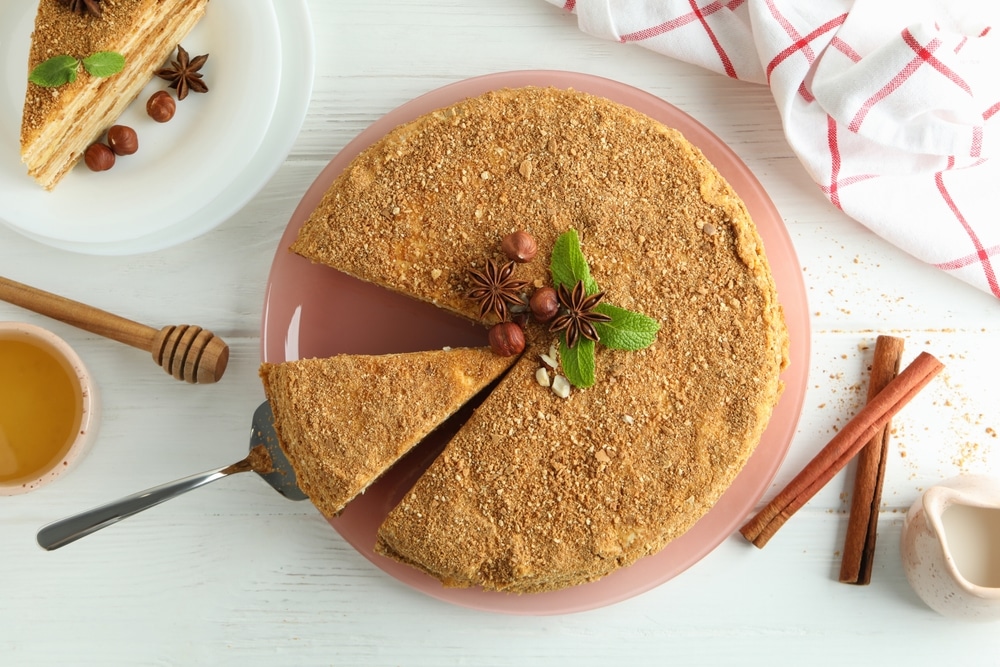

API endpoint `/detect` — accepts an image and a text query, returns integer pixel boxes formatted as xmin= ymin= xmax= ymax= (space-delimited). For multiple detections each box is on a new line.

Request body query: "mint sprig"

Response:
xmin=593 ymin=303 xmax=660 ymax=350
xmin=560 ymin=338 xmax=596 ymax=388
xmin=550 ymin=229 xmax=598 ymax=295
xmin=29 ymin=51 xmax=125 ymax=88
xmin=29 ymin=55 xmax=79 ymax=87
xmin=549 ymin=229 xmax=660 ymax=388
xmin=82 ymin=51 xmax=126 ymax=78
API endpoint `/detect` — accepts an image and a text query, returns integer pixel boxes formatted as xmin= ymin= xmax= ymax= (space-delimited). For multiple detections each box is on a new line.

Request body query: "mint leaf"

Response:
xmin=550 ymin=229 xmax=599 ymax=295
xmin=29 ymin=55 xmax=79 ymax=87
xmin=560 ymin=337 xmax=595 ymax=388
xmin=82 ymin=51 xmax=125 ymax=78
xmin=547 ymin=227 xmax=659 ymax=386
xmin=594 ymin=304 xmax=660 ymax=350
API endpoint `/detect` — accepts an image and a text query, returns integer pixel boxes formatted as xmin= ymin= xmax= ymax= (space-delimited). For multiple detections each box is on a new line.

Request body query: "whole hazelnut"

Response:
xmin=501 ymin=231 xmax=538 ymax=263
xmin=146 ymin=90 xmax=176 ymax=122
xmin=84 ymin=143 xmax=115 ymax=172
xmin=488 ymin=322 xmax=526 ymax=357
xmin=107 ymin=125 xmax=138 ymax=156
xmin=529 ymin=286 xmax=560 ymax=323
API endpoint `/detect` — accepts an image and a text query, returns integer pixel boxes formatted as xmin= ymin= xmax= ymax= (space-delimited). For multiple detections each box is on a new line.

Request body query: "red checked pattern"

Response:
xmin=549 ymin=0 xmax=1000 ymax=299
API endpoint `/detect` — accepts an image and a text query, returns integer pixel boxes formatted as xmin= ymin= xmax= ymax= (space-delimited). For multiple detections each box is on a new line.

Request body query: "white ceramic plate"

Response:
xmin=0 ymin=0 xmax=312 ymax=254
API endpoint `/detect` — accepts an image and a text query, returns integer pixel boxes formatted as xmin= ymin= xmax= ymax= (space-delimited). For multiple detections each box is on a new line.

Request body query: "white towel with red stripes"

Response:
xmin=546 ymin=0 xmax=1000 ymax=298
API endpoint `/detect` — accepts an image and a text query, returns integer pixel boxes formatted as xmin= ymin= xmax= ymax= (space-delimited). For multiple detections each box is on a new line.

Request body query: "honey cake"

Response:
xmin=259 ymin=348 xmax=516 ymax=518
xmin=292 ymin=86 xmax=789 ymax=592
xmin=20 ymin=0 xmax=208 ymax=189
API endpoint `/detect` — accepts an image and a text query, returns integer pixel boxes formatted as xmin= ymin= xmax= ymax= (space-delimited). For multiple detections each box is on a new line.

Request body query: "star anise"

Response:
xmin=61 ymin=0 xmax=102 ymax=18
xmin=468 ymin=259 xmax=528 ymax=322
xmin=155 ymin=45 xmax=209 ymax=100
xmin=549 ymin=281 xmax=612 ymax=348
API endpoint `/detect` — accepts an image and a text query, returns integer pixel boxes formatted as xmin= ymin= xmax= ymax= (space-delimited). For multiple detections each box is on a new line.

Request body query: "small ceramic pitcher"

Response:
xmin=901 ymin=475 xmax=1000 ymax=621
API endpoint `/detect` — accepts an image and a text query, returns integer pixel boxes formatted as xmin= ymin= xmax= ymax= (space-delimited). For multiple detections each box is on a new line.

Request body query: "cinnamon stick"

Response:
xmin=740 ymin=351 xmax=943 ymax=548
xmin=839 ymin=335 xmax=904 ymax=584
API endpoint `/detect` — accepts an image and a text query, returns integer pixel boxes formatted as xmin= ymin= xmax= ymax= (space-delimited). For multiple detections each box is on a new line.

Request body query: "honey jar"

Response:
xmin=0 ymin=322 xmax=98 ymax=495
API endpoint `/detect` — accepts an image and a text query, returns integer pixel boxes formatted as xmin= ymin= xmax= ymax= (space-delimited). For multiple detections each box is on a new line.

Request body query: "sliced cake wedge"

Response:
xmin=259 ymin=347 xmax=516 ymax=518
xmin=20 ymin=0 xmax=209 ymax=189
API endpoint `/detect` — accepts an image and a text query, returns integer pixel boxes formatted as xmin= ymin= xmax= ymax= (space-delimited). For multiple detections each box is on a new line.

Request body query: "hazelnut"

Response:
xmin=488 ymin=322 xmax=525 ymax=357
xmin=501 ymin=231 xmax=538 ymax=263
xmin=146 ymin=90 xmax=176 ymax=122
xmin=529 ymin=286 xmax=559 ymax=323
xmin=107 ymin=125 xmax=138 ymax=156
xmin=84 ymin=143 xmax=115 ymax=171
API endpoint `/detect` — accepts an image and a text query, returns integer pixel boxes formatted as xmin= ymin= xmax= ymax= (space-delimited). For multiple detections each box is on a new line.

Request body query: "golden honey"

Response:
xmin=0 ymin=335 xmax=82 ymax=486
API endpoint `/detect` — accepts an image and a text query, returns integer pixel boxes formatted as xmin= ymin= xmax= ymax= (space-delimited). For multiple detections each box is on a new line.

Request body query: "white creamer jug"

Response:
xmin=901 ymin=475 xmax=1000 ymax=621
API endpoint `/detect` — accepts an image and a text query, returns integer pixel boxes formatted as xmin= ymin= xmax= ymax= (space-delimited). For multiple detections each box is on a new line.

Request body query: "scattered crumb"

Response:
xmin=248 ymin=444 xmax=273 ymax=474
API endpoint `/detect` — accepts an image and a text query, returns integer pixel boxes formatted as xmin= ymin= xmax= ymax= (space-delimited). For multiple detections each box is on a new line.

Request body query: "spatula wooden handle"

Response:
xmin=0 ymin=276 xmax=228 ymax=383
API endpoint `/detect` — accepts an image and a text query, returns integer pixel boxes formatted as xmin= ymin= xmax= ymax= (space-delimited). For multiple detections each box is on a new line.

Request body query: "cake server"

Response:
xmin=36 ymin=401 xmax=307 ymax=551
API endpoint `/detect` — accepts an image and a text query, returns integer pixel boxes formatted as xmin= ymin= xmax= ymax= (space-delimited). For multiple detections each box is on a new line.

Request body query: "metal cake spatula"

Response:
xmin=36 ymin=401 xmax=307 ymax=551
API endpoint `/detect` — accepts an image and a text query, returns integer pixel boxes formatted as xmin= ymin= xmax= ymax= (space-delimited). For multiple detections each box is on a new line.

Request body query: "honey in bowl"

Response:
xmin=0 ymin=324 xmax=96 ymax=494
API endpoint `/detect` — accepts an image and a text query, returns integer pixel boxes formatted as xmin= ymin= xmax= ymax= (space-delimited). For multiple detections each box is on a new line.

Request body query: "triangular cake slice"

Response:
xmin=259 ymin=347 xmax=516 ymax=518
xmin=20 ymin=0 xmax=209 ymax=189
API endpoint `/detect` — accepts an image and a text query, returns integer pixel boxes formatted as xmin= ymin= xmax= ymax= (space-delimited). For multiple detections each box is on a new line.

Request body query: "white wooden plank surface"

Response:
xmin=2 ymin=1 xmax=999 ymax=665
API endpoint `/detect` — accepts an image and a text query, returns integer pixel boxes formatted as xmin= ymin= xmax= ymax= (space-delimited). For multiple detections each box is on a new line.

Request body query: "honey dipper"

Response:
xmin=0 ymin=275 xmax=228 ymax=384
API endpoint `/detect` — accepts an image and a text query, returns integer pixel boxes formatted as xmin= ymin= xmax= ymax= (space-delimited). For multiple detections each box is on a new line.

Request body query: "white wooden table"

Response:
xmin=3 ymin=1 xmax=999 ymax=664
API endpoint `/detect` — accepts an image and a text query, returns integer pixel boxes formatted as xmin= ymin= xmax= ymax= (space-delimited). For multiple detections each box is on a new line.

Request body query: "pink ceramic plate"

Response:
xmin=261 ymin=71 xmax=810 ymax=615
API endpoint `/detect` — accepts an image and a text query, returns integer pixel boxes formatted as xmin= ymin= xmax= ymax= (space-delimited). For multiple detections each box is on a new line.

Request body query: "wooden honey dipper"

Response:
xmin=0 ymin=276 xmax=229 ymax=384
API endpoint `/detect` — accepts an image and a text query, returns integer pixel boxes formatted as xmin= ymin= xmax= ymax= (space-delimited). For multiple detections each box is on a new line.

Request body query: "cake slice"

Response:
xmin=259 ymin=348 xmax=516 ymax=518
xmin=20 ymin=0 xmax=209 ymax=189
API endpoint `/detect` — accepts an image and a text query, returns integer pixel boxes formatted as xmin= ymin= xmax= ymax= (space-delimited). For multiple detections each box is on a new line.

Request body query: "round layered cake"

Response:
xmin=290 ymin=86 xmax=788 ymax=593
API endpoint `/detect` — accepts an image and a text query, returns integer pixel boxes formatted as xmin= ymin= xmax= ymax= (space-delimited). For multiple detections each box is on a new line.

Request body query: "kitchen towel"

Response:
xmin=547 ymin=0 xmax=1000 ymax=299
